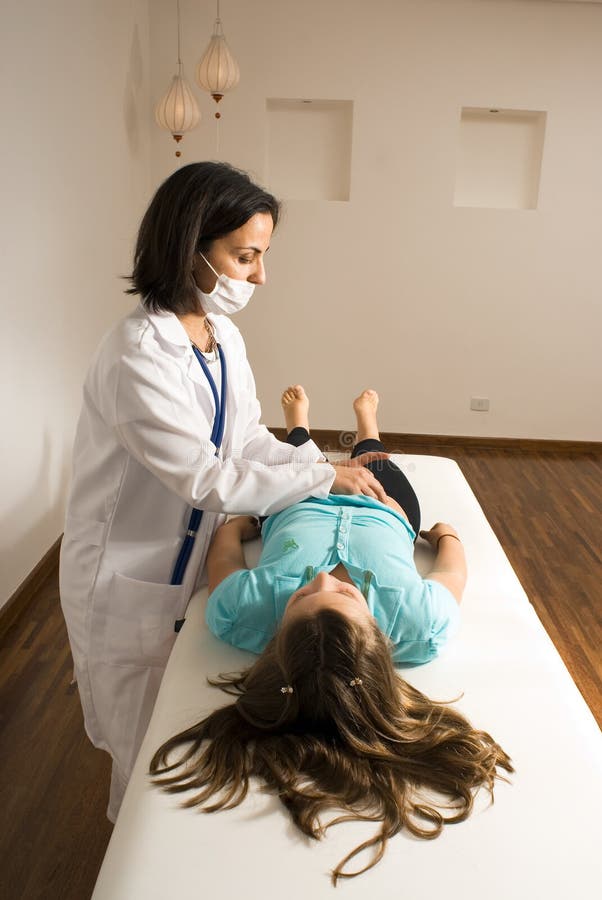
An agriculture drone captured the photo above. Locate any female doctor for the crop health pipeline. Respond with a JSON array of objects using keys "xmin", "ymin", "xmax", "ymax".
[{"xmin": 59, "ymin": 162, "xmax": 386, "ymax": 822}]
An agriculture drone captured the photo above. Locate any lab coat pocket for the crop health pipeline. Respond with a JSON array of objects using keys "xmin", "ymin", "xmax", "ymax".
[{"xmin": 105, "ymin": 573, "xmax": 185, "ymax": 667}]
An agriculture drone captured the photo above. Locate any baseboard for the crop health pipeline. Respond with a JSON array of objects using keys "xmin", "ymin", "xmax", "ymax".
[
  {"xmin": 0, "ymin": 536, "xmax": 62, "ymax": 640},
  {"xmin": 269, "ymin": 427, "xmax": 602, "ymax": 454}
]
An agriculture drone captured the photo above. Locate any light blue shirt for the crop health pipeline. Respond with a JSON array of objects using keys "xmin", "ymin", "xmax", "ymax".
[{"xmin": 206, "ymin": 495, "xmax": 460, "ymax": 666}]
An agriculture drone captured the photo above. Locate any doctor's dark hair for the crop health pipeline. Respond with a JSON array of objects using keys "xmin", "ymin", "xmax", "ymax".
[
  {"xmin": 127, "ymin": 162, "xmax": 280, "ymax": 314},
  {"xmin": 150, "ymin": 610, "xmax": 512, "ymax": 884}
]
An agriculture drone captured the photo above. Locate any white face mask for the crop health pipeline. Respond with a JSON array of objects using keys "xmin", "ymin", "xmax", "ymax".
[{"xmin": 197, "ymin": 253, "xmax": 255, "ymax": 316}]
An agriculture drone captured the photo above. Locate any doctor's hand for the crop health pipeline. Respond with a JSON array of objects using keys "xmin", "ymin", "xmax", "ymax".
[
  {"xmin": 330, "ymin": 464, "xmax": 388, "ymax": 503},
  {"xmin": 222, "ymin": 516, "xmax": 261, "ymax": 542}
]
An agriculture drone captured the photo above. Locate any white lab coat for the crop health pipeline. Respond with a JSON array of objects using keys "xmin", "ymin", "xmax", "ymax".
[{"xmin": 59, "ymin": 303, "xmax": 334, "ymax": 813}]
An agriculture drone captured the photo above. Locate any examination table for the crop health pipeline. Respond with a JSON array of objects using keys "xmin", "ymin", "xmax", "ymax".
[{"xmin": 92, "ymin": 455, "xmax": 602, "ymax": 899}]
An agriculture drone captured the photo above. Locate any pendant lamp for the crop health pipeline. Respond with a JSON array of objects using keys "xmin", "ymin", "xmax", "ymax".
[
  {"xmin": 155, "ymin": 0, "xmax": 200, "ymax": 158},
  {"xmin": 196, "ymin": 0, "xmax": 240, "ymax": 121}
]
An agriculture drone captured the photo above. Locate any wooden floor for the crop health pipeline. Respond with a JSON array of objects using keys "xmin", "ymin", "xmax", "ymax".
[{"xmin": 1, "ymin": 447, "xmax": 600, "ymax": 900}]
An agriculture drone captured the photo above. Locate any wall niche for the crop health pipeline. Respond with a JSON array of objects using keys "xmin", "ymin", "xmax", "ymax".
[
  {"xmin": 266, "ymin": 99, "xmax": 353, "ymax": 201},
  {"xmin": 454, "ymin": 107, "xmax": 547, "ymax": 210}
]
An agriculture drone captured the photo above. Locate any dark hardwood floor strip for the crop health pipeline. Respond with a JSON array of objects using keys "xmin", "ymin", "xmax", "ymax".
[
  {"xmin": 1, "ymin": 447, "xmax": 601, "ymax": 900},
  {"xmin": 0, "ymin": 537, "xmax": 62, "ymax": 641},
  {"xmin": 0, "ymin": 569, "xmax": 113, "ymax": 900},
  {"xmin": 270, "ymin": 427, "xmax": 602, "ymax": 455}
]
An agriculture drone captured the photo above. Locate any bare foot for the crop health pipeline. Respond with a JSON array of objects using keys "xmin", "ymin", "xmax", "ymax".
[
  {"xmin": 353, "ymin": 389, "xmax": 380, "ymax": 443},
  {"xmin": 281, "ymin": 385, "xmax": 310, "ymax": 433}
]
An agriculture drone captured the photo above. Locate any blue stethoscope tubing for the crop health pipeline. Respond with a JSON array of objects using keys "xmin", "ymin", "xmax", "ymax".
[{"xmin": 171, "ymin": 343, "xmax": 227, "ymax": 628}]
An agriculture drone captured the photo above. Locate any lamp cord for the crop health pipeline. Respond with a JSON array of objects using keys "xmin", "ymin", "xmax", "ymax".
[{"xmin": 177, "ymin": 0, "xmax": 182, "ymax": 69}]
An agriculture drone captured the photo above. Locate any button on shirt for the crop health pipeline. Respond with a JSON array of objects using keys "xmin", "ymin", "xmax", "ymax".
[{"xmin": 206, "ymin": 495, "xmax": 460, "ymax": 666}]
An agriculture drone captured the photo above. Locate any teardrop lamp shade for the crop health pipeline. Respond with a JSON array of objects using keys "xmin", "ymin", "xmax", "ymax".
[
  {"xmin": 196, "ymin": 31, "xmax": 240, "ymax": 99},
  {"xmin": 155, "ymin": 73, "xmax": 200, "ymax": 136}
]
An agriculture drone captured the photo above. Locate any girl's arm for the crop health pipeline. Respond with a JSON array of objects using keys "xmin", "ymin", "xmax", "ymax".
[
  {"xmin": 419, "ymin": 522, "xmax": 467, "ymax": 604},
  {"xmin": 207, "ymin": 516, "xmax": 260, "ymax": 593}
]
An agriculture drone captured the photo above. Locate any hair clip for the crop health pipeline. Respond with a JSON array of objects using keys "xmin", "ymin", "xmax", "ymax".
[
  {"xmin": 349, "ymin": 677, "xmax": 363, "ymax": 687},
  {"xmin": 280, "ymin": 685, "xmax": 294, "ymax": 694}
]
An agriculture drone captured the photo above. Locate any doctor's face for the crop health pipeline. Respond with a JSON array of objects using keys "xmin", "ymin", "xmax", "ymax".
[
  {"xmin": 282, "ymin": 570, "xmax": 373, "ymax": 627},
  {"xmin": 194, "ymin": 212, "xmax": 274, "ymax": 293}
]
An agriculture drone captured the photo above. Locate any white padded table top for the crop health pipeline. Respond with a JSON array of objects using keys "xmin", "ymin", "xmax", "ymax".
[{"xmin": 92, "ymin": 456, "xmax": 602, "ymax": 899}]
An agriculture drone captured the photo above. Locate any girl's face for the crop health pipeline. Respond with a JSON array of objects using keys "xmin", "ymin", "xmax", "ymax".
[
  {"xmin": 193, "ymin": 212, "xmax": 273, "ymax": 293},
  {"xmin": 283, "ymin": 570, "xmax": 373, "ymax": 625}
]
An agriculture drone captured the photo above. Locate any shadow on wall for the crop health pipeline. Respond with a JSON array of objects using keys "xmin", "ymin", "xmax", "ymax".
[
  {"xmin": 124, "ymin": 23, "xmax": 146, "ymax": 157},
  {"xmin": 0, "ymin": 429, "xmax": 69, "ymax": 602}
]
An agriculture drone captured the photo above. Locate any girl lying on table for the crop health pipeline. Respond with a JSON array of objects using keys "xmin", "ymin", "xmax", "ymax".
[{"xmin": 150, "ymin": 387, "xmax": 512, "ymax": 883}]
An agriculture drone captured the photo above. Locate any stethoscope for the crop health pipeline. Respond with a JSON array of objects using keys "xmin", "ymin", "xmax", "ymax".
[{"xmin": 172, "ymin": 342, "xmax": 227, "ymax": 631}]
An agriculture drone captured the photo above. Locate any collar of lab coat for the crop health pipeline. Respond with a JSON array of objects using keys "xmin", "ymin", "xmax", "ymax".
[
  {"xmin": 141, "ymin": 303, "xmax": 190, "ymax": 351},
  {"xmin": 139, "ymin": 303, "xmax": 235, "ymax": 387}
]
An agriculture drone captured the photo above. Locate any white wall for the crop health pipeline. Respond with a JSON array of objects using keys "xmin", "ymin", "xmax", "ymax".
[
  {"xmin": 0, "ymin": 0, "xmax": 152, "ymax": 607},
  {"xmin": 151, "ymin": 0, "xmax": 602, "ymax": 440}
]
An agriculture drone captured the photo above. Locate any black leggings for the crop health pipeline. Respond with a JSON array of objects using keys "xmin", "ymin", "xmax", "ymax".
[{"xmin": 286, "ymin": 427, "xmax": 421, "ymax": 537}]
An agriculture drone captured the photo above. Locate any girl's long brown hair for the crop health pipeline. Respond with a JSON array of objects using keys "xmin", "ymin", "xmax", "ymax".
[{"xmin": 150, "ymin": 610, "xmax": 512, "ymax": 884}]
